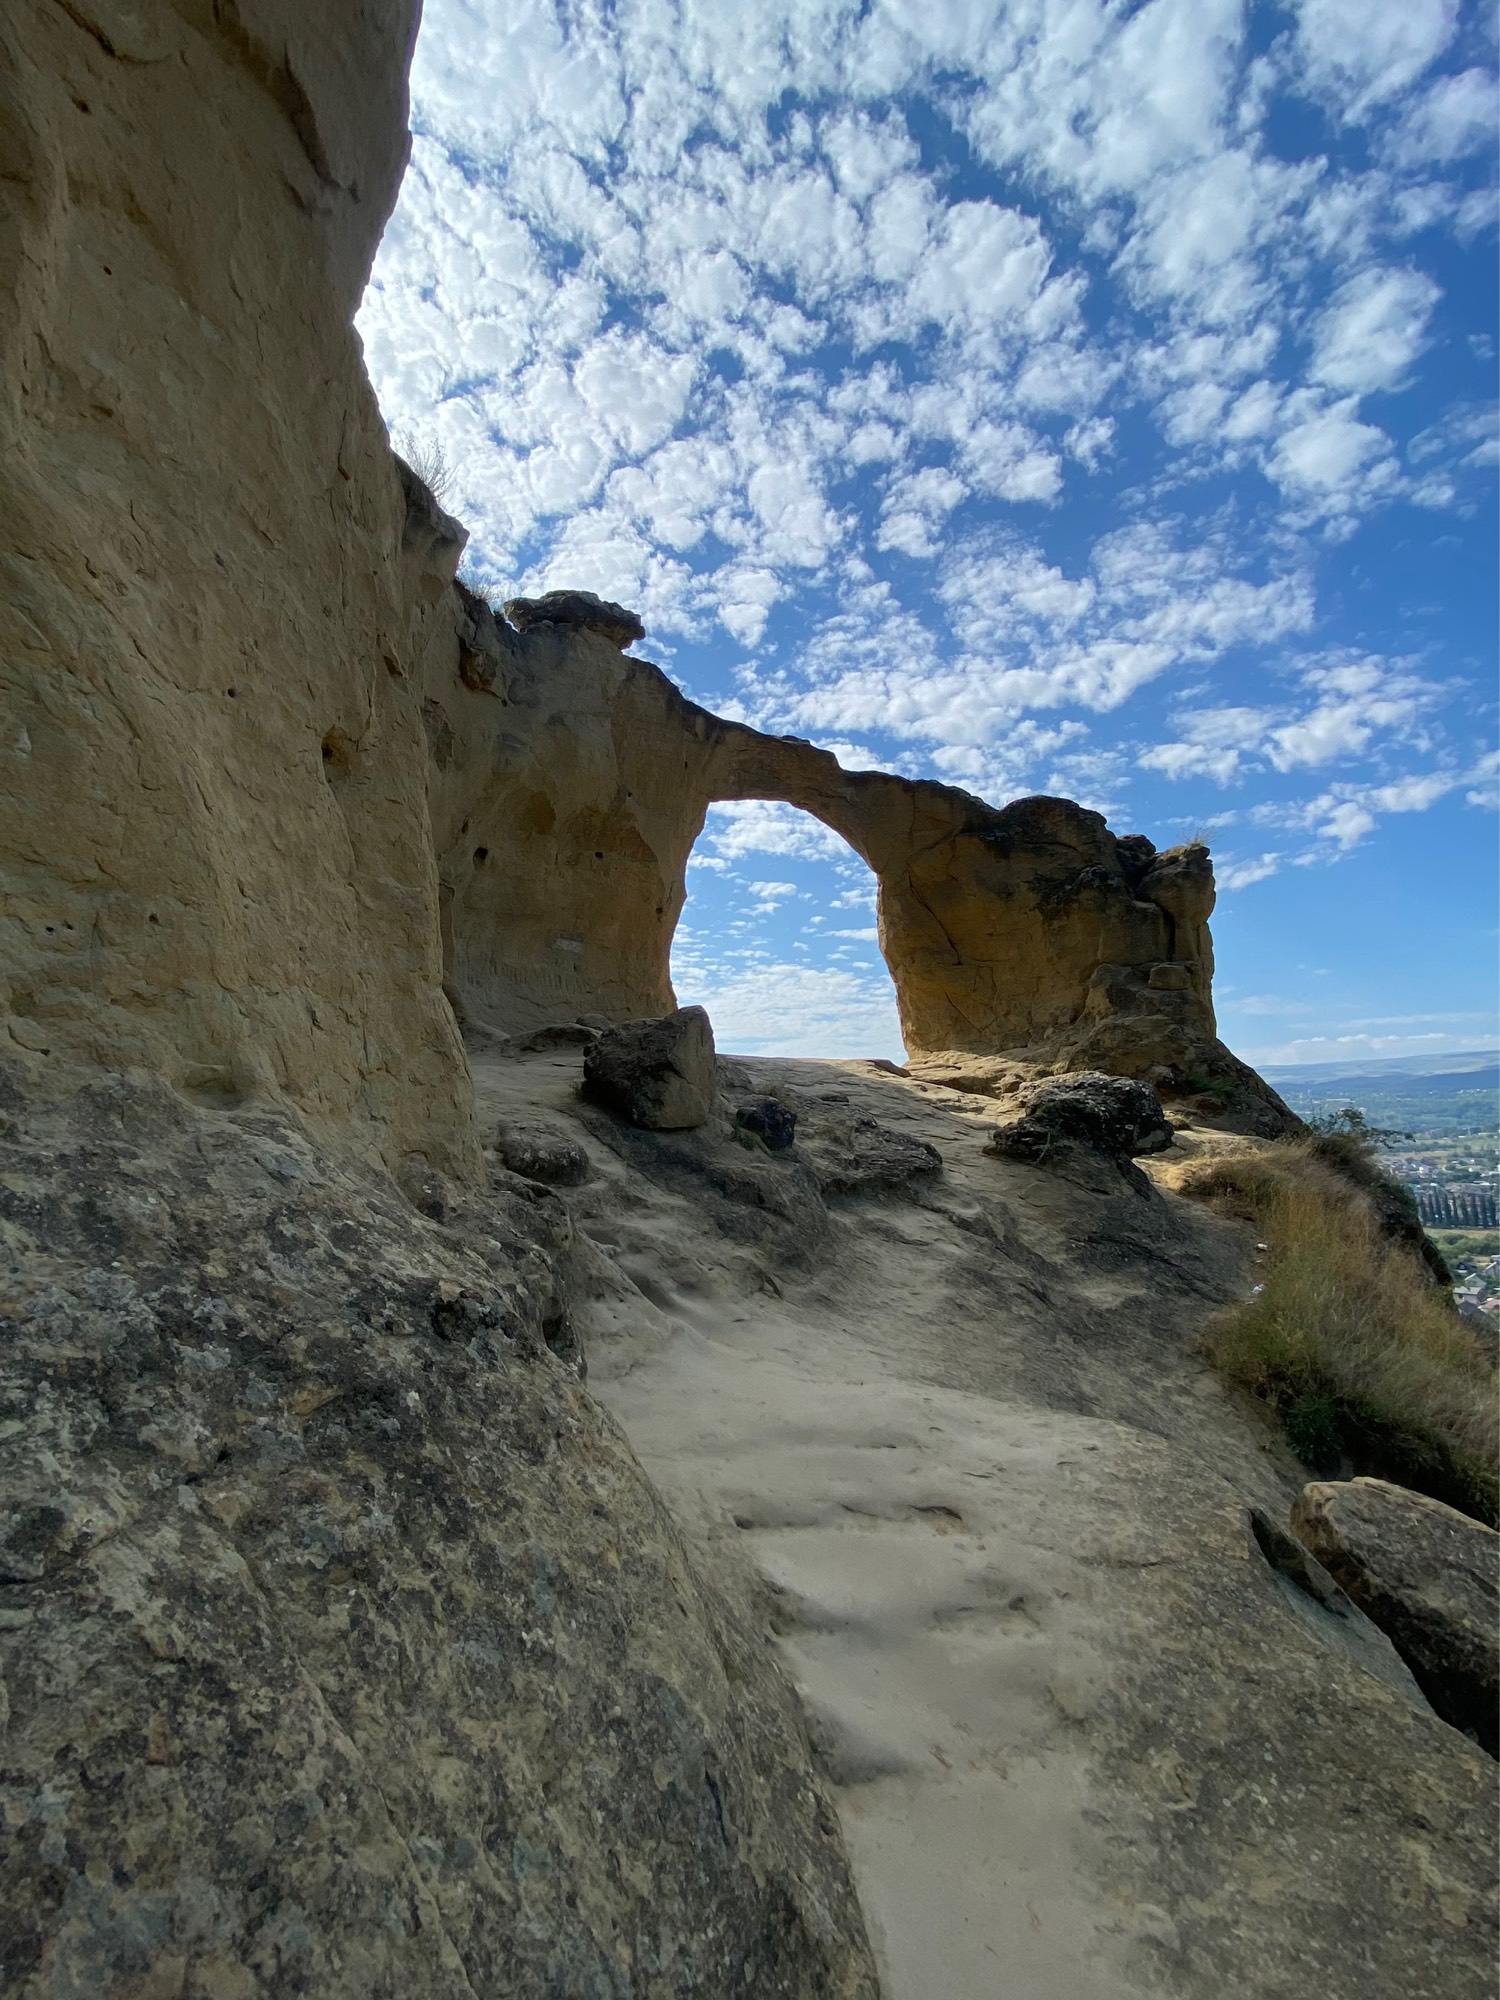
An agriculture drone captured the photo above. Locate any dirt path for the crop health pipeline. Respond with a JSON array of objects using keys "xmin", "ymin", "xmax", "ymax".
[{"xmin": 471, "ymin": 1047, "xmax": 1494, "ymax": 2000}]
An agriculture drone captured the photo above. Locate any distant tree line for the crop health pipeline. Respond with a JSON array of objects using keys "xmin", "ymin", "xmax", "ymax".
[{"xmin": 1416, "ymin": 1187, "xmax": 1499, "ymax": 1229}]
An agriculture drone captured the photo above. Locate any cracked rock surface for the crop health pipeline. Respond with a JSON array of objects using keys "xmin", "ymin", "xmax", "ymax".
[{"xmin": 0, "ymin": 1058, "xmax": 877, "ymax": 2000}]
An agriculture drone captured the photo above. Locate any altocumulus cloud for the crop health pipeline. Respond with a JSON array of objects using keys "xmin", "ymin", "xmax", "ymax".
[{"xmin": 359, "ymin": 0, "xmax": 1497, "ymax": 1053}]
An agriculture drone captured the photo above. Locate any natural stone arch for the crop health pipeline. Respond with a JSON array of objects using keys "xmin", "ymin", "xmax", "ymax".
[{"xmin": 412, "ymin": 572, "xmax": 1286, "ymax": 1126}]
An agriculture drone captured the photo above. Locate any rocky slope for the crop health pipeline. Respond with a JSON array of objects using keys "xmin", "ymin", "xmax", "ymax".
[{"xmin": 474, "ymin": 1039, "xmax": 1497, "ymax": 2000}]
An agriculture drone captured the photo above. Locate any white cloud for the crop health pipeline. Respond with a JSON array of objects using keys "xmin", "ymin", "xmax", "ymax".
[
  {"xmin": 1293, "ymin": 0, "xmax": 1459, "ymax": 121},
  {"xmin": 1268, "ymin": 393, "xmax": 1401, "ymax": 516},
  {"xmin": 1310, "ymin": 268, "xmax": 1441, "ymax": 396},
  {"xmin": 1216, "ymin": 852, "xmax": 1284, "ymax": 890},
  {"xmin": 1390, "ymin": 67, "xmax": 1499, "ymax": 165},
  {"xmin": 671, "ymin": 958, "xmax": 903, "ymax": 1059},
  {"xmin": 700, "ymin": 799, "xmax": 856, "ymax": 863},
  {"xmin": 1141, "ymin": 652, "xmax": 1438, "ymax": 784}
]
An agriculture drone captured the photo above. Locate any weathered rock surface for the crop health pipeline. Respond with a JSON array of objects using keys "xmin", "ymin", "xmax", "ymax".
[
  {"xmin": 1011, "ymin": 1072, "xmax": 1174, "ymax": 1158},
  {"xmin": 1, "ymin": 0, "xmax": 474, "ymax": 1175},
  {"xmin": 0, "ymin": 1057, "xmax": 878, "ymax": 1999},
  {"xmin": 476, "ymin": 1046, "xmax": 1500, "ymax": 2000},
  {"xmin": 416, "ymin": 614, "xmax": 1292, "ymax": 1127},
  {"xmin": 800, "ymin": 1115, "xmax": 943, "ymax": 1198},
  {"xmin": 583, "ymin": 1006, "xmax": 717, "ymax": 1130},
  {"xmin": 984, "ymin": 1071, "xmax": 1174, "ymax": 1192},
  {"xmin": 1292, "ymin": 1477, "xmax": 1500, "ymax": 1755},
  {"xmin": 503, "ymin": 589, "xmax": 646, "ymax": 648},
  {"xmin": 0, "ymin": 9, "xmax": 879, "ymax": 1995},
  {"xmin": 493, "ymin": 1115, "xmax": 592, "ymax": 1186}
]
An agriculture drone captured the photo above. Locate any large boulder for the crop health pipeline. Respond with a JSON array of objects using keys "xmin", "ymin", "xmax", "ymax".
[
  {"xmin": 492, "ymin": 1115, "xmax": 592, "ymax": 1186},
  {"xmin": 986, "ymin": 1071, "xmax": 1172, "ymax": 1172},
  {"xmin": 502, "ymin": 589, "xmax": 645, "ymax": 648},
  {"xmin": 583, "ymin": 1006, "xmax": 717, "ymax": 1130},
  {"xmin": 1291, "ymin": 1478, "xmax": 1499, "ymax": 1755}
]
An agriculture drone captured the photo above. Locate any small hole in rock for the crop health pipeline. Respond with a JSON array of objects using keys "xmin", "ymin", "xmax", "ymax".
[
  {"xmin": 148, "ymin": 914, "xmax": 160, "ymax": 925},
  {"xmin": 473, "ymin": 846, "xmax": 489, "ymax": 864}
]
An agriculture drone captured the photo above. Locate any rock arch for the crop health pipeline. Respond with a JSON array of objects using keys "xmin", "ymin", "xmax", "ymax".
[{"xmin": 412, "ymin": 567, "xmax": 1283, "ymax": 1125}]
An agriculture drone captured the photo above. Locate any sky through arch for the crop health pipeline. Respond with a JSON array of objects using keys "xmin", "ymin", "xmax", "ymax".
[
  {"xmin": 358, "ymin": 0, "xmax": 1500, "ymax": 1067},
  {"xmin": 671, "ymin": 801, "xmax": 903, "ymax": 1059}
]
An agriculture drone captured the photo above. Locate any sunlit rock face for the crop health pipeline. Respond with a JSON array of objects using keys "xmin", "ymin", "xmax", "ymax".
[
  {"xmin": 0, "ymin": 0, "xmax": 481, "ymax": 1174},
  {"xmin": 417, "ymin": 577, "xmax": 1290, "ymax": 1129}
]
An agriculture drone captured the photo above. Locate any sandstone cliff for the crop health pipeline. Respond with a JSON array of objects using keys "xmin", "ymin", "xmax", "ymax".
[
  {"xmin": 409, "ymin": 565, "xmax": 1290, "ymax": 1133},
  {"xmin": 0, "ymin": 8, "xmax": 876, "ymax": 1994},
  {"xmin": 1, "ymin": 0, "xmax": 472, "ymax": 1175}
]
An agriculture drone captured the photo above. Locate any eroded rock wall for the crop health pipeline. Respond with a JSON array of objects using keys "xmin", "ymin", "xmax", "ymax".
[
  {"xmin": 416, "ymin": 588, "xmax": 1286, "ymax": 1124},
  {"xmin": 0, "ymin": 0, "xmax": 473, "ymax": 1173},
  {"xmin": 0, "ymin": 1058, "xmax": 878, "ymax": 2000}
]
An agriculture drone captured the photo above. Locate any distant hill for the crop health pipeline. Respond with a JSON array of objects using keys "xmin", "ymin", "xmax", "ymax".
[
  {"xmin": 1259, "ymin": 1051, "xmax": 1499, "ymax": 1086},
  {"xmin": 1258, "ymin": 1052, "xmax": 1499, "ymax": 1133}
]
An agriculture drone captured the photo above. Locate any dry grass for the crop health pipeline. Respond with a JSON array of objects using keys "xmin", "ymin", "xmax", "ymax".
[{"xmin": 1176, "ymin": 1139, "xmax": 1498, "ymax": 1524}]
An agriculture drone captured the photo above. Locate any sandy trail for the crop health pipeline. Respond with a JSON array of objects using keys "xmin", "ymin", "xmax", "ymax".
[
  {"xmin": 472, "ymin": 1047, "xmax": 1265, "ymax": 1997},
  {"xmin": 471, "ymin": 1045, "xmax": 1483, "ymax": 2000}
]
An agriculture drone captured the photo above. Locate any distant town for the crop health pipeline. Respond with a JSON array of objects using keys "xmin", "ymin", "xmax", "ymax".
[{"xmin": 1264, "ymin": 1053, "xmax": 1500, "ymax": 1325}]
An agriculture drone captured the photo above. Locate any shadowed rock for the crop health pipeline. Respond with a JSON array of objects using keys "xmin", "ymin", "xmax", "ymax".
[
  {"xmin": 735, "ymin": 1097, "xmax": 799, "ymax": 1152},
  {"xmin": 583, "ymin": 1007, "xmax": 717, "ymax": 1129},
  {"xmin": 493, "ymin": 1116, "xmax": 592, "ymax": 1186},
  {"xmin": 1292, "ymin": 1477, "xmax": 1500, "ymax": 1755},
  {"xmin": 503, "ymin": 589, "xmax": 646, "ymax": 647}
]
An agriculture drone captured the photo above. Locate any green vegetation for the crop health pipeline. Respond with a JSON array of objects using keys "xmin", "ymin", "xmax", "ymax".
[
  {"xmin": 1431, "ymin": 1227, "xmax": 1500, "ymax": 1262},
  {"xmin": 1179, "ymin": 1138, "xmax": 1498, "ymax": 1525}
]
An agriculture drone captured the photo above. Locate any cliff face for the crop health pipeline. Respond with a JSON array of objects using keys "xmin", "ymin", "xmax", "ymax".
[{"xmin": 0, "ymin": 0, "xmax": 473, "ymax": 1174}]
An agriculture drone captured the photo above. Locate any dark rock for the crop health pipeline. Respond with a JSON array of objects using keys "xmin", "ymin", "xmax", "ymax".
[
  {"xmin": 503, "ymin": 589, "xmax": 645, "ymax": 649},
  {"xmin": 992, "ymin": 1072, "xmax": 1173, "ymax": 1163},
  {"xmin": 1292, "ymin": 1478, "xmax": 1500, "ymax": 1755},
  {"xmin": 735, "ymin": 1098, "xmax": 798, "ymax": 1152},
  {"xmin": 453, "ymin": 577, "xmax": 512, "ymax": 693},
  {"xmin": 583, "ymin": 1007, "xmax": 717, "ymax": 1130},
  {"xmin": 493, "ymin": 1117, "xmax": 592, "ymax": 1187}
]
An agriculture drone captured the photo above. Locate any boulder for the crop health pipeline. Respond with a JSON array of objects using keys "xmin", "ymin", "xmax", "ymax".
[
  {"xmin": 493, "ymin": 1117, "xmax": 592, "ymax": 1186},
  {"xmin": 735, "ymin": 1098, "xmax": 798, "ymax": 1152},
  {"xmin": 1291, "ymin": 1478, "xmax": 1499, "ymax": 1755},
  {"xmin": 502, "ymin": 589, "xmax": 646, "ymax": 648},
  {"xmin": 583, "ymin": 1007, "xmax": 717, "ymax": 1130},
  {"xmin": 987, "ymin": 1072, "xmax": 1173, "ymax": 1167}
]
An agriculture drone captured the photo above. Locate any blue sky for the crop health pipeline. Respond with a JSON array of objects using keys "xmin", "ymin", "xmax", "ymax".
[{"xmin": 358, "ymin": 0, "xmax": 1498, "ymax": 1066}]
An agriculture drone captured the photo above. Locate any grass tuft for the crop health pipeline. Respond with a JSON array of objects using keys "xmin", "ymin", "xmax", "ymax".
[{"xmin": 1176, "ymin": 1140, "xmax": 1498, "ymax": 1524}]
